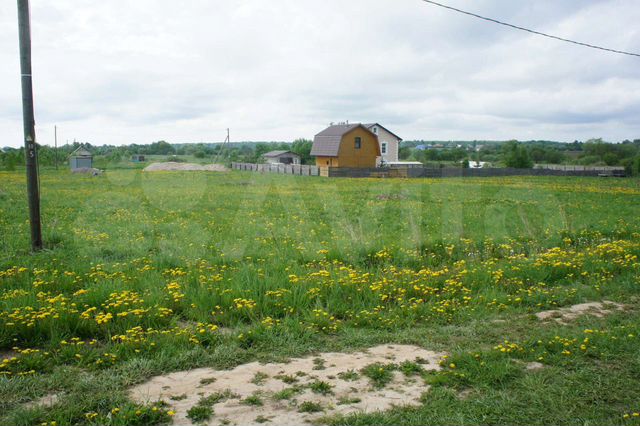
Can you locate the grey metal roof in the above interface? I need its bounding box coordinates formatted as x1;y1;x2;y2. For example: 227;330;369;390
69;145;92;158
311;124;372;157
363;123;403;142
263;150;298;158
70;148;92;158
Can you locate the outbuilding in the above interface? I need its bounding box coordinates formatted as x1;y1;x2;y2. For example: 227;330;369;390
263;150;301;165
69;146;93;170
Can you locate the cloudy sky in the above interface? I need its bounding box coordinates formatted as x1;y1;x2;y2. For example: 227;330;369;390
1;0;639;148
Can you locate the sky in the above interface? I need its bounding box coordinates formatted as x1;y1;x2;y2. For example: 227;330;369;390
1;0;639;148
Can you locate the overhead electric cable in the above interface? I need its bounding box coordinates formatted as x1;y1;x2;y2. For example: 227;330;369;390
420;0;640;58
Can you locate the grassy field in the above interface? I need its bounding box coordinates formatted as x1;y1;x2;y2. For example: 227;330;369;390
1;169;639;425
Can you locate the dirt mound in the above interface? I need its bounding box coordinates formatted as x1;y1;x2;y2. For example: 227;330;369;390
143;162;228;172
71;167;102;175
536;301;625;323
130;344;444;426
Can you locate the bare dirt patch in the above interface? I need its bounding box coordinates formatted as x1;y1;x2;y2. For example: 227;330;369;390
143;162;228;172
536;301;626;324
23;393;60;409
130;344;444;426
525;362;546;371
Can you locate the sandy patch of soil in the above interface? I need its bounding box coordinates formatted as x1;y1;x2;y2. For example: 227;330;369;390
23;393;60;409
143;162;228;172
130;344;444;426
535;301;625;323
525;362;546;371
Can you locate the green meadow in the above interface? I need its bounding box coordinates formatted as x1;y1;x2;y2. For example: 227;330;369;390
0;169;639;425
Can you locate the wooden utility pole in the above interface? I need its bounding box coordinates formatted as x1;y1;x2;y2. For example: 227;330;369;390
17;0;43;251
54;125;58;170
213;128;230;164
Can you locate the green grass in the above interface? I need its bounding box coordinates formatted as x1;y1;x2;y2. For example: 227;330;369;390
360;363;396;389
241;394;264;407
0;169;639;425
186;390;237;423
309;380;334;395
272;386;303;401
251;372;269;386
298;401;323;413
337;370;359;381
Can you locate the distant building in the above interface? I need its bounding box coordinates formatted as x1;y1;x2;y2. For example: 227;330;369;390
467;161;490;169
385;161;423;168
69;145;93;170
363;123;402;164
131;155;146;163
263;150;301;165
311;123;380;168
415;144;427;151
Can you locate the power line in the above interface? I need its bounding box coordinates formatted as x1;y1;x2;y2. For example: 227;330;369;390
420;0;640;58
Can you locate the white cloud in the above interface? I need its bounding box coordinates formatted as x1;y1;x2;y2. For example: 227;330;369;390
1;0;639;147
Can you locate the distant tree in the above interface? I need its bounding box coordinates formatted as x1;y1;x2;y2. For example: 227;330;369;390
149;140;175;155
529;147;546;163
543;149;565;164
603;152;619;166
253;143;271;163
108;151;122;163
579;155;601;165
503;141;533;168
462;159;470;169
291;138;313;165
583;139;607;158
398;146;412;160
194;150;206;159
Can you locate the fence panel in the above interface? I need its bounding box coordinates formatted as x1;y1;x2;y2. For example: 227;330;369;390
232;163;625;178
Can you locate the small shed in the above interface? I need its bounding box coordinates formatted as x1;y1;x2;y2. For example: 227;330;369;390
263;150;301;165
131;155;146;163
69;146;93;170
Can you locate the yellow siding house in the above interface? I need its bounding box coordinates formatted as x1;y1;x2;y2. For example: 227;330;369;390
311;123;381;168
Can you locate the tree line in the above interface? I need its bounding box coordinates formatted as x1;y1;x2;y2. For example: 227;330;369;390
2;138;640;175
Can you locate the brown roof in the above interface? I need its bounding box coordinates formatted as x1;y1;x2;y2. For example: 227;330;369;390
311;124;377;157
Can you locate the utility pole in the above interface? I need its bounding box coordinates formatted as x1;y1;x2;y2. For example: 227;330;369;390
54;125;58;170
213;128;230;164
17;0;43;251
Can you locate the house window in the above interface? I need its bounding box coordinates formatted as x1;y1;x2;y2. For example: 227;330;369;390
381;142;387;154
373;127;378;134
355;137;361;149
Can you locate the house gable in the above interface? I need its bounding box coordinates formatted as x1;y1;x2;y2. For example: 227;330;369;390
334;126;380;168
364;123;402;163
